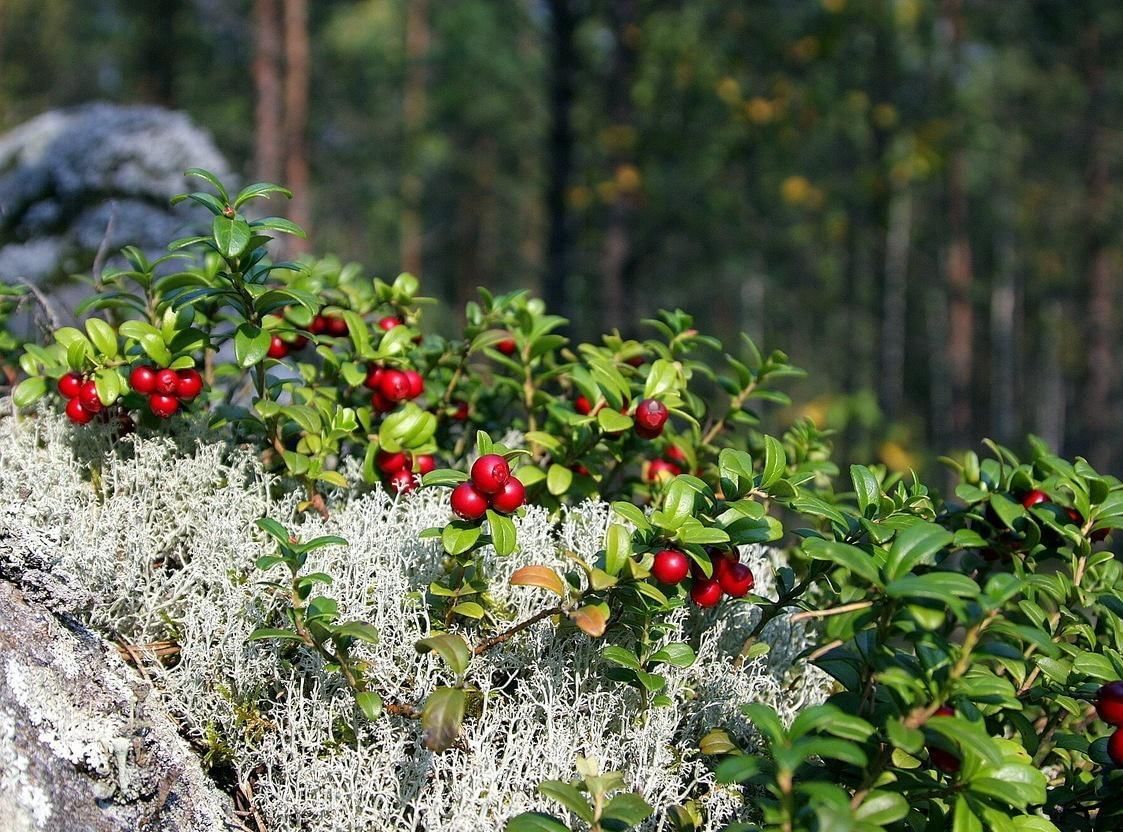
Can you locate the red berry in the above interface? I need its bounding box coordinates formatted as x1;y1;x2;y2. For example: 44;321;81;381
154;368;179;396
404;370;425;399
370;391;394;413
309;315;327;334
128;366;156;395
625;355;645;367
471;454;510;494
651;549;690;584
575;395;593;416
364;366;384;390
149;393;179;419
719;562;755;598
690;578;723;608
267;335;289;359
379;369;411;403
496;337;517;356
664;445;688;465
58;373;84;399
491;476;526;514
635;398;669;437
416;455;436;475
378;315;403;331
78;380;103;413
387;468;416;495
175;369;203;400
1097;682;1123;726
1021;489;1051;509
326;316;349;337
377;449;410;474
65;397;93;424
644;458;681;482
929;747;960;774
572;464;590;477
1110;729;1123;767
451;400;469;422
1065;507;1083;525
292;334;309;350
450;481;489;520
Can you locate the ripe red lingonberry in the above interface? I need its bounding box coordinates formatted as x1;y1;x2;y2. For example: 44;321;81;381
625;354;645;367
575;395;593;416
416;455;436;475
664;445;688;466
267;335;289;359
1096;682;1123;726
291;334;309;350
326;316;349;337
451;400;469;421
1110;729;1123;767
379;369;412;403
176;369;203;400
635;399;669;438
690;578;723;608
78;381;103;413
1021;489;1050;509
149;393;179;419
65;397;93;424
496;337;517;356
128;365;156;395
651;549;690;584
364;366;384;390
491;476;526;514
450;481;489;520
387;468;416;495
471;454;510;494
154;368;179;396
927;706;960;773
644;458;681;482
378;315;403;331
58;372;83;399
404;370;425;399
376;449;410;474
370;391;394;413
719;561;755;598
309;315;327;335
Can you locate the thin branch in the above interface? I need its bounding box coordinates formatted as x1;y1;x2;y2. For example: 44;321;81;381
473;605;565;655
789;600;873;622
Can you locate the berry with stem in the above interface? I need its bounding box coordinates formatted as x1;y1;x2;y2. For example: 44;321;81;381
450;481;488;520
471;454;510;494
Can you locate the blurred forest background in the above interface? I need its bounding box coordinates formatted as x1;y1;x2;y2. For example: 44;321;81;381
1;0;1122;479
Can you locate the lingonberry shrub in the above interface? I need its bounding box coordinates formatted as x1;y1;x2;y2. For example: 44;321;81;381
6;169;1123;830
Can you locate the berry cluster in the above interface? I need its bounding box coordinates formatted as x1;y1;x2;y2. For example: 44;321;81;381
1096;681;1123;766
645;445;687;482
1021;488;1108;542
375;449;435;495
364;365;425;412
129;365;203;418
57;373;107;424
650;546;754;608
450;454;525;520
309;313;350;338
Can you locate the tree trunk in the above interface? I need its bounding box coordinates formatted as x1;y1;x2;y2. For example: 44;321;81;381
283;0;311;252
252;0;284;184
400;0;429;278
880;186;912;422
600;0;638;332
543;0;577;321
1080;25;1116;471
989;212;1019;445
941;0;974;448
132;0;179;106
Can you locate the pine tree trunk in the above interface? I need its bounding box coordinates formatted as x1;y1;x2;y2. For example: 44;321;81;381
600;0;638;332
989;209;1019;445
400;0;429;278
880;186;912;422
543;0;577;322
283;0;311;252
253;0;284;184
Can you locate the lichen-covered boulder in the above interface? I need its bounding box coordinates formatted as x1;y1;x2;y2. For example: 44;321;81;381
0;103;230;283
0;579;232;831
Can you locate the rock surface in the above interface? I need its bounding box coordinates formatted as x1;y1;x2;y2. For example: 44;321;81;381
0;579;233;831
0;103;230;284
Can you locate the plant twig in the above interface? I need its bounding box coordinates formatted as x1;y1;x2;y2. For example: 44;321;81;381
473;605;565;655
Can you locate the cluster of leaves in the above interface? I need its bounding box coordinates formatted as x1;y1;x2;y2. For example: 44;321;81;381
7;170;1123;830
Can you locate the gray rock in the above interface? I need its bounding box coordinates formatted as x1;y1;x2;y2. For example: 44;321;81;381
0;580;234;831
0;103;230;284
